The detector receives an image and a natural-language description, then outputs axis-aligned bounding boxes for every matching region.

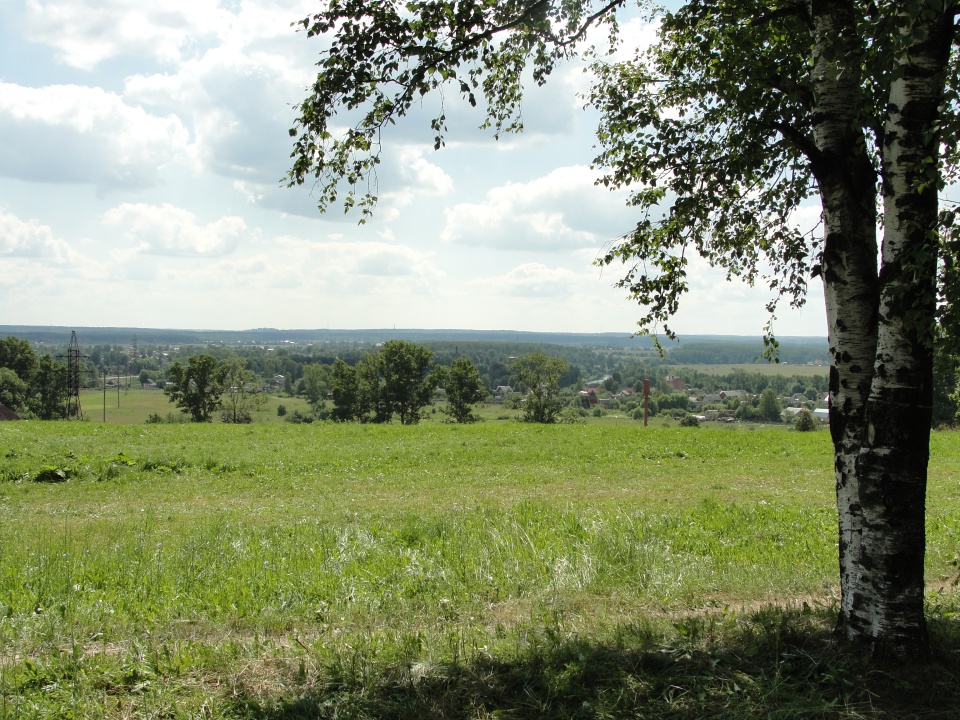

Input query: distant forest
[0,326,828,366]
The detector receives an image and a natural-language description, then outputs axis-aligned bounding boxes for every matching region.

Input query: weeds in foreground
[1,423,959,718]
[8,604,954,719]
[222,604,960,719]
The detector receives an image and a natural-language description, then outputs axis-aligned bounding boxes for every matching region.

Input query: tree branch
[558,0,629,47]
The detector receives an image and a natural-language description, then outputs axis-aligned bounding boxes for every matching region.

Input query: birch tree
[220,358,267,424]
[287,0,960,659]
[512,351,570,423]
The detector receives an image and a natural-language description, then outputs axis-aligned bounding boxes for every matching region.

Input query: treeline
[0,334,833,422]
[0,337,69,419]
[160,341,490,425]
[666,340,828,365]
[9,331,959,428]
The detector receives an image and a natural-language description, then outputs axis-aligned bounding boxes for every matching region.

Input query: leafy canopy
[512,351,570,423]
[164,354,228,423]
[439,356,487,423]
[288,0,625,219]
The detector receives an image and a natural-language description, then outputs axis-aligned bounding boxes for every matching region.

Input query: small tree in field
[795,409,817,432]
[512,352,569,424]
[356,353,392,423]
[330,358,361,422]
[439,357,487,423]
[302,363,331,408]
[758,388,782,422]
[379,340,440,425]
[220,358,267,424]
[679,414,700,428]
[164,354,227,422]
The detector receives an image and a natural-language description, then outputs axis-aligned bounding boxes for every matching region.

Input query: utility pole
[58,331,86,419]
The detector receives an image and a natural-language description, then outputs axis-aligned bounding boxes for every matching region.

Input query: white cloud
[21,0,230,69]
[397,146,454,196]
[113,1,317,184]
[374,146,455,219]
[480,263,583,298]
[125,46,311,182]
[275,235,444,282]
[103,203,245,256]
[441,165,631,251]
[0,210,87,265]
[0,83,188,190]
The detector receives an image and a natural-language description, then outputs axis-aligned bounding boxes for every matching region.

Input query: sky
[0,0,828,339]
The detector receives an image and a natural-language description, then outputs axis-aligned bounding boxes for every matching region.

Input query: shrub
[220,409,252,424]
[679,414,700,428]
[286,410,314,424]
[277,404,287,417]
[795,409,817,432]
[145,413,164,424]
[558,406,587,424]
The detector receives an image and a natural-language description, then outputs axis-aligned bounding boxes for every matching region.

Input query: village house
[664,375,684,391]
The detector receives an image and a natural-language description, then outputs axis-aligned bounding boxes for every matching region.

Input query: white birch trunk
[807,0,879,636]
[848,7,954,659]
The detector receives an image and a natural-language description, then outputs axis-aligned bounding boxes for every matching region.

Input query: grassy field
[1,421,959,718]
[78,386,314,425]
[84,386,746,429]
[78,386,654,427]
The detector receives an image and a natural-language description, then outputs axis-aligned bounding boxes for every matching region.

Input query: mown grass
[1,422,959,718]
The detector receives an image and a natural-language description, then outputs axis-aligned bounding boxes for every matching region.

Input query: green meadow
[77,386,313,425]
[1,421,960,718]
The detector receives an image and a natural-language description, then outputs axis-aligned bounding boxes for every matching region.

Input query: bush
[504,394,523,410]
[276,404,287,417]
[795,409,818,432]
[286,410,314,424]
[558,406,587,424]
[679,414,700,428]
[221,409,252,424]
[631,407,645,421]
[145,413,164,424]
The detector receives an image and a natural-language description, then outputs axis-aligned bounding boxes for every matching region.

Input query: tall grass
[1,422,959,718]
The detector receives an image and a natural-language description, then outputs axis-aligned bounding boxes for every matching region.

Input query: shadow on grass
[227,606,960,720]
